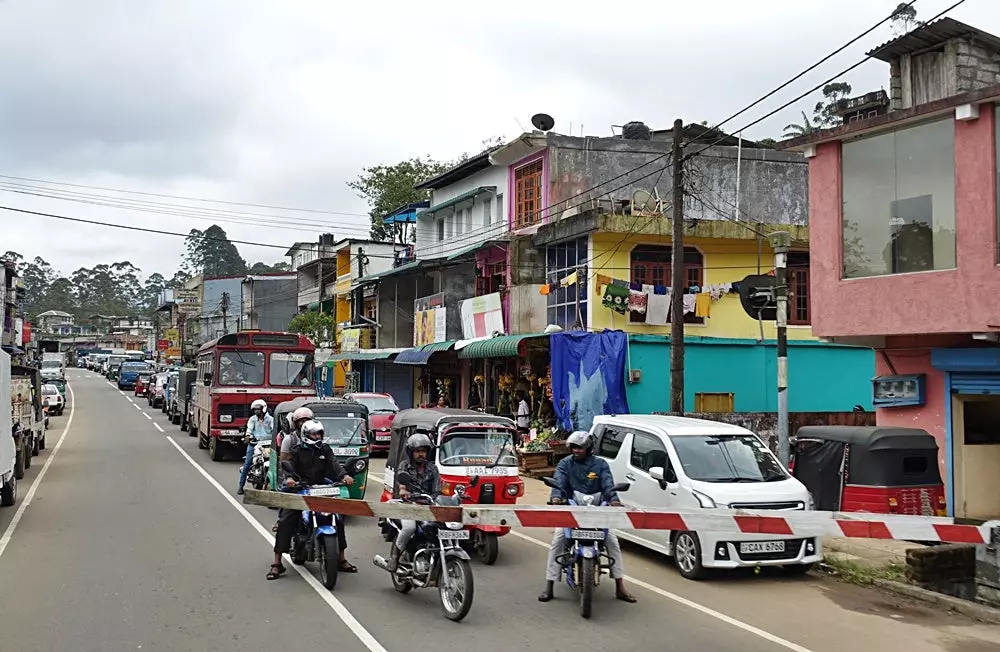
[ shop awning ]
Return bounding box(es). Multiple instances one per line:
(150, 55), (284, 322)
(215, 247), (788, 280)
(457, 333), (548, 359)
(354, 259), (425, 286)
(394, 340), (458, 366)
(325, 350), (398, 362)
(416, 187), (496, 218)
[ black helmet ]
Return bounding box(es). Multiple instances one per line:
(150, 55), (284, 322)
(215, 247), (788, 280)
(405, 433), (433, 460)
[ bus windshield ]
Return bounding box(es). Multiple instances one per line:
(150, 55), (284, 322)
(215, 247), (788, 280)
(269, 352), (314, 387)
(218, 351), (265, 386)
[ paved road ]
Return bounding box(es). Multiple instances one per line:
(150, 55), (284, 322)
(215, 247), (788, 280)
(3, 370), (1000, 652)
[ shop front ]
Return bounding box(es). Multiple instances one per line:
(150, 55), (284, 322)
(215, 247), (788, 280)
(456, 334), (552, 424)
(395, 341), (462, 408)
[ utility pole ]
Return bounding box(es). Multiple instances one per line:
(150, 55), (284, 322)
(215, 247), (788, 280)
(769, 230), (791, 466)
(669, 119), (686, 414)
(221, 291), (230, 334)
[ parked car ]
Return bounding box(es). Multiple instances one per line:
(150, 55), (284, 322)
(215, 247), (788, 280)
(148, 373), (168, 409)
(41, 384), (63, 416)
(169, 368), (196, 427)
(590, 414), (821, 580)
(344, 392), (398, 454)
(162, 371), (179, 414)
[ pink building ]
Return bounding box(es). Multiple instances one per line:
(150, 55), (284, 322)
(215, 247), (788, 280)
(783, 19), (1000, 519)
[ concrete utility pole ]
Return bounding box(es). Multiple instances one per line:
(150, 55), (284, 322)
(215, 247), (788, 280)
(221, 291), (230, 334)
(670, 119), (686, 414)
(770, 230), (791, 466)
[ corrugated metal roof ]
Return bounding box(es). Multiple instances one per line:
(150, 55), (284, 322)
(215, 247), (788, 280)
(456, 333), (548, 359)
(867, 18), (1000, 62)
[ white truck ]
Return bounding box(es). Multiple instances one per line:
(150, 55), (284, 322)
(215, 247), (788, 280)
(0, 350), (18, 506)
(41, 351), (65, 381)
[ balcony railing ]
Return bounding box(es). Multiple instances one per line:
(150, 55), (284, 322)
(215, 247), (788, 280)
(415, 221), (509, 260)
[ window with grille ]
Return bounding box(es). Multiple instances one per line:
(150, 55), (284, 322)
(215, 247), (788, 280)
(514, 159), (544, 229)
(628, 245), (703, 324)
(476, 261), (507, 297)
(544, 237), (588, 330)
(787, 252), (810, 325)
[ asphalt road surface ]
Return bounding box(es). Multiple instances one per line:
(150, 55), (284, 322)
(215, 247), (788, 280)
(3, 370), (1000, 652)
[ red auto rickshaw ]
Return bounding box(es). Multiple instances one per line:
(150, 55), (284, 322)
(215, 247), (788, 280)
(791, 425), (946, 516)
(380, 408), (523, 565)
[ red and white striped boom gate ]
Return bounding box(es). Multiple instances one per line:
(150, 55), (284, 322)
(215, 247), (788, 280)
(242, 490), (1000, 545)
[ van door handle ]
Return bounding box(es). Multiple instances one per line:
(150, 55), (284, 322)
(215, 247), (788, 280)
(625, 474), (636, 481)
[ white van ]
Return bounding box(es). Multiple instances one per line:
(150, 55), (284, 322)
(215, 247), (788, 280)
(591, 414), (821, 579)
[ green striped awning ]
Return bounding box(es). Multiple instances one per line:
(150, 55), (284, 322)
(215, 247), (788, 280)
(325, 351), (397, 362)
(421, 340), (457, 353)
(457, 334), (548, 359)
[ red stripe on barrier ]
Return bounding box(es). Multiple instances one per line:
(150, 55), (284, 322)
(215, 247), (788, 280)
(514, 509), (579, 529)
(302, 496), (376, 518)
(933, 524), (987, 545)
(836, 520), (893, 539)
(734, 515), (794, 536)
(626, 512), (688, 531)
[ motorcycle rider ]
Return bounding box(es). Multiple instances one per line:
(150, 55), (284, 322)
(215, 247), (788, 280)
(385, 433), (440, 572)
(238, 399), (273, 495)
(268, 419), (356, 580)
(271, 406), (316, 533)
(537, 430), (636, 603)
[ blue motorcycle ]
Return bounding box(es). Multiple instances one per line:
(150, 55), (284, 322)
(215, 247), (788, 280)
(541, 477), (630, 619)
(287, 482), (350, 590)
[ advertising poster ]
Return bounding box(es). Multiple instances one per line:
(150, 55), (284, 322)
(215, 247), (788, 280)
(460, 292), (504, 339)
(414, 293), (447, 347)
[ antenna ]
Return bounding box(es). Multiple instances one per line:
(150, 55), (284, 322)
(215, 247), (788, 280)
(531, 113), (555, 132)
(514, 116), (528, 133)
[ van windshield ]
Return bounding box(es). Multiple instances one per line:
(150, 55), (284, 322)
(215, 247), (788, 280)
(670, 434), (788, 483)
(41, 360), (61, 368)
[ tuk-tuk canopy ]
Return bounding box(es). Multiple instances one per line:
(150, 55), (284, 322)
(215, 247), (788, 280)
(272, 397), (369, 447)
(795, 426), (939, 452)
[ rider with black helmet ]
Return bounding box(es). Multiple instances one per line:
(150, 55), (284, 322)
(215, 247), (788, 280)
(386, 432), (440, 572)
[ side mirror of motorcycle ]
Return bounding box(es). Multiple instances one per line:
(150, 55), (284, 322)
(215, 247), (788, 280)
(541, 476), (559, 490)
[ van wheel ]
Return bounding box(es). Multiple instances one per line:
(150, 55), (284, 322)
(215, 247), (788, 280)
(674, 531), (707, 580)
(1, 475), (15, 506)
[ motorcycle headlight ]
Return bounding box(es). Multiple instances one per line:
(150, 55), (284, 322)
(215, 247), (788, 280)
(219, 415), (233, 423)
(446, 522), (463, 530)
(354, 459), (367, 473)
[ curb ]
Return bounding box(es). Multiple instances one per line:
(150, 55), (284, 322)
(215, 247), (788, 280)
(872, 579), (1000, 624)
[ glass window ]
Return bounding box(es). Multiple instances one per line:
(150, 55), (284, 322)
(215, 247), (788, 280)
(41, 360), (61, 368)
(314, 417), (366, 446)
(670, 434), (788, 482)
(841, 118), (956, 278)
(483, 197), (492, 224)
(628, 245), (703, 324)
(218, 351), (265, 386)
(597, 426), (626, 459)
(352, 395), (398, 413)
(496, 194), (504, 224)
(629, 431), (669, 472)
(438, 429), (518, 466)
(544, 236), (589, 330)
(268, 352), (314, 387)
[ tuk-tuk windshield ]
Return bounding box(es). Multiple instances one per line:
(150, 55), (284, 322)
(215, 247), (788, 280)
(671, 434), (788, 483)
(316, 417), (365, 446)
(438, 429), (517, 466)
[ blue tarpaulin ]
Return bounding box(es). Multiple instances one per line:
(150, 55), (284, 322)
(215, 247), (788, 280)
(550, 330), (630, 432)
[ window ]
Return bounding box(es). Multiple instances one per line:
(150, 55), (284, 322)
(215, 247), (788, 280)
(364, 296), (378, 321)
(496, 194), (504, 224)
(268, 352), (314, 387)
(628, 245), (703, 324)
(476, 260), (506, 297)
(670, 434), (788, 482)
(545, 237), (588, 330)
(314, 417), (366, 446)
(694, 392), (734, 412)
(455, 210), (464, 236)
(597, 426), (626, 459)
(465, 207), (473, 233)
(841, 118), (956, 278)
(436, 219), (445, 242)
(219, 351), (265, 386)
(514, 159), (544, 228)
(787, 251), (810, 325)
(483, 197), (493, 224)
(629, 431), (669, 473)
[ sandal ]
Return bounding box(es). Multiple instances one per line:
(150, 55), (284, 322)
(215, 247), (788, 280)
(338, 560), (358, 573)
(266, 564), (286, 580)
(616, 591), (637, 603)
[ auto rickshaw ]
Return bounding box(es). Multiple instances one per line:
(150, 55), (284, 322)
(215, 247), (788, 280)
(48, 377), (67, 403)
(270, 397), (370, 500)
(791, 425), (946, 516)
(380, 408), (522, 565)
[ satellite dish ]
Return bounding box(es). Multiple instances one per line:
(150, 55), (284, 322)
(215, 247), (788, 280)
(531, 113), (555, 132)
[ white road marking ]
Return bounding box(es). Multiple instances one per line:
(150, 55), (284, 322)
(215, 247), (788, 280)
(142, 412), (152, 421)
(127, 397), (134, 404)
(0, 382), (76, 560)
(165, 436), (387, 652)
(153, 423), (164, 432)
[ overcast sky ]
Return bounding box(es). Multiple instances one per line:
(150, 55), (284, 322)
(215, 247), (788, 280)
(0, 0), (989, 280)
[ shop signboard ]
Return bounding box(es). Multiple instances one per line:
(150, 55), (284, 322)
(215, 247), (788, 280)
(164, 329), (180, 346)
(156, 339), (170, 351)
(341, 328), (361, 353)
(165, 347), (181, 358)
(174, 289), (202, 315)
(460, 292), (504, 339)
(414, 292), (446, 347)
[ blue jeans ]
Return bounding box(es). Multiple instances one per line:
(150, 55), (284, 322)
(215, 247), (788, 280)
(238, 443), (255, 490)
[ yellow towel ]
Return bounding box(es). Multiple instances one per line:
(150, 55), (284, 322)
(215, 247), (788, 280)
(695, 292), (711, 317)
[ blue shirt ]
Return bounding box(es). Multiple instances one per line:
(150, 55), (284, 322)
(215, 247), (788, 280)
(549, 454), (619, 503)
(245, 413), (274, 443)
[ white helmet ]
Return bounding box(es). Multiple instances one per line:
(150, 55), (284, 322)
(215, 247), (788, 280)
(566, 430), (593, 453)
(300, 419), (325, 447)
(291, 406), (314, 424)
(250, 399), (267, 413)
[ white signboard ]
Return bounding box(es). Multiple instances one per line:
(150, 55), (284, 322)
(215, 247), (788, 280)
(460, 293), (504, 339)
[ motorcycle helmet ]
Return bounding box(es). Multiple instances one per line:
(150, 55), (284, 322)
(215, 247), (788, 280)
(291, 406), (314, 428)
(405, 432), (433, 460)
(299, 419), (325, 448)
(250, 399), (267, 413)
(566, 430), (593, 454)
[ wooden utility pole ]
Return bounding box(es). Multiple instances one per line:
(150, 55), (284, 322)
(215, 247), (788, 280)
(221, 291), (230, 334)
(669, 119), (686, 414)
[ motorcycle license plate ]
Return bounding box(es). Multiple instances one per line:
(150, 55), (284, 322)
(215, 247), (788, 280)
(308, 487), (343, 497)
(570, 529), (605, 541)
(333, 447), (360, 456)
(437, 529), (470, 540)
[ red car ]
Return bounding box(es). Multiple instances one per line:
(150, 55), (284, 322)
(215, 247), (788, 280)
(134, 373), (152, 397)
(345, 392), (398, 454)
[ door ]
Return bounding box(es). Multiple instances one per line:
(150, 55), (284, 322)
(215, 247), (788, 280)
(623, 429), (674, 548)
(953, 395), (1000, 519)
(376, 362), (413, 410)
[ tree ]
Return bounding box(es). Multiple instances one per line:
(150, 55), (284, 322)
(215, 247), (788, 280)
(812, 82), (853, 128)
(184, 225), (247, 278)
(756, 138), (778, 149)
(20, 256), (56, 318)
(891, 2), (921, 36)
(288, 311), (335, 346)
(783, 112), (817, 139)
(348, 157), (451, 242)
(248, 261), (290, 274)
(141, 272), (167, 311)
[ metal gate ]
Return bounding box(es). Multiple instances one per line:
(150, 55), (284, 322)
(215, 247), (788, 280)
(375, 361), (414, 409)
(951, 373), (1000, 396)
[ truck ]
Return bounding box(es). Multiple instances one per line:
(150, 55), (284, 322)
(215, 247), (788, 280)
(12, 365), (44, 470)
(0, 350), (17, 506)
(41, 351), (65, 381)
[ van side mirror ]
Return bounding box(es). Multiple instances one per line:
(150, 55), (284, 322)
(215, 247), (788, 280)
(649, 466), (677, 490)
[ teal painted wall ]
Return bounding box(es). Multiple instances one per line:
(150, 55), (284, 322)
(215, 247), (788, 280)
(625, 335), (874, 414)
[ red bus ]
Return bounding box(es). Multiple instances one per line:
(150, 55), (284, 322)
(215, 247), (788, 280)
(193, 331), (316, 461)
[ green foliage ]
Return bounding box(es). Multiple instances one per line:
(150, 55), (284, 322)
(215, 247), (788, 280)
(348, 157), (451, 242)
(822, 555), (906, 586)
(812, 82), (853, 128)
(184, 225), (247, 277)
(891, 2), (921, 36)
(783, 111), (817, 139)
(287, 311), (335, 346)
(755, 138), (778, 149)
(248, 261), (291, 274)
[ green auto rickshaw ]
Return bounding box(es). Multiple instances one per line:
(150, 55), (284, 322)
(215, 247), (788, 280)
(270, 397), (371, 500)
(49, 377), (68, 402)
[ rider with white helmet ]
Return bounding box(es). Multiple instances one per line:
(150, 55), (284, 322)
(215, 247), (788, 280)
(385, 432), (441, 572)
(237, 399), (274, 495)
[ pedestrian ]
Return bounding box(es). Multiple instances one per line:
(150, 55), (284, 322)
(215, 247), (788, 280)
(516, 390), (530, 447)
(238, 399), (273, 495)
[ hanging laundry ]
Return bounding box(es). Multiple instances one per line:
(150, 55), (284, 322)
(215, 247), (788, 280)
(645, 289), (670, 325)
(683, 294), (697, 315)
(708, 283), (732, 301)
(695, 292), (711, 317)
(628, 281), (642, 292)
(628, 290), (648, 315)
(560, 271), (578, 287)
(595, 274), (611, 295)
(653, 284), (668, 295)
(602, 284), (630, 314)
(611, 278), (629, 288)
(539, 284), (551, 296)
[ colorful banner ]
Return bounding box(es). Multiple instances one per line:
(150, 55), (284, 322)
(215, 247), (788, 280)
(459, 292), (503, 339)
(550, 331), (630, 432)
(414, 293), (447, 347)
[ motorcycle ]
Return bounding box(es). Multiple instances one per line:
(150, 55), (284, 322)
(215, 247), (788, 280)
(287, 481), (349, 590)
(373, 472), (477, 622)
(247, 439), (271, 490)
(541, 475), (631, 619)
